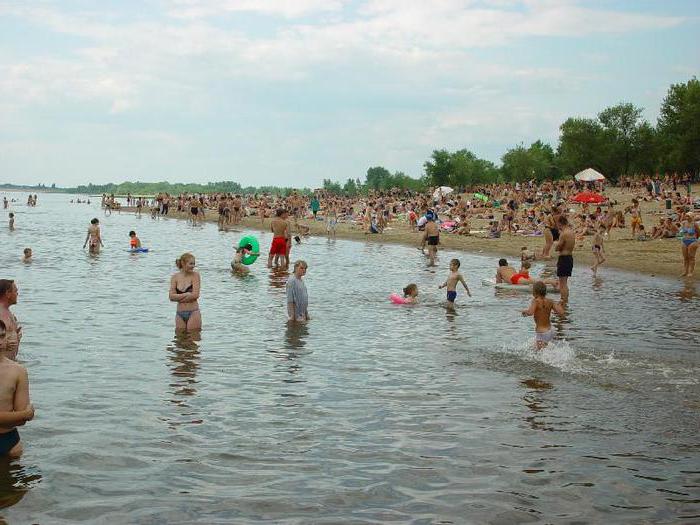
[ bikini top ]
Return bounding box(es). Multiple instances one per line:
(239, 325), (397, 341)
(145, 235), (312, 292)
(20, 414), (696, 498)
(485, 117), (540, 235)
(176, 283), (193, 294)
(681, 225), (696, 236)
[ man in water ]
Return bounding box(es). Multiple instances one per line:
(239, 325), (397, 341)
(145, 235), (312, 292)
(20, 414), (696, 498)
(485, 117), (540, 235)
(268, 208), (289, 269)
(286, 260), (310, 322)
(555, 215), (575, 303)
(495, 258), (516, 283)
(0, 280), (22, 360)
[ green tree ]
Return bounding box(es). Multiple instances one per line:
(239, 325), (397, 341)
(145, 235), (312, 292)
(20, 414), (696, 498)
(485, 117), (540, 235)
(342, 178), (359, 195)
(502, 141), (557, 182)
(556, 117), (609, 178)
(423, 149), (452, 187)
(365, 166), (392, 190)
(598, 102), (651, 177)
(657, 77), (700, 174)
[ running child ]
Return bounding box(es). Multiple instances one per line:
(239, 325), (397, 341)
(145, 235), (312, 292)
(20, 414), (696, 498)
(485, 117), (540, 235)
(438, 259), (471, 310)
(521, 281), (565, 350)
(591, 225), (606, 275)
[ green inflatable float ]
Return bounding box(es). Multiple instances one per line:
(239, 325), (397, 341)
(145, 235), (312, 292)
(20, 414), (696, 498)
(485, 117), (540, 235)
(238, 235), (260, 265)
(473, 193), (489, 202)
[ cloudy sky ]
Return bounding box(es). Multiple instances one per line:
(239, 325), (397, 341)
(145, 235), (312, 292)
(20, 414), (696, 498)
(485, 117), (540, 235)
(1, 0), (697, 188)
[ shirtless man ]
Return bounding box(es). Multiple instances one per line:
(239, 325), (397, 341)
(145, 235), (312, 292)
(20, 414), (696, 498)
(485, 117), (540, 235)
(423, 213), (440, 266)
(0, 319), (34, 458)
(83, 218), (104, 253)
(268, 209), (289, 269)
(555, 215), (575, 303)
(495, 258), (517, 283)
(0, 280), (22, 361)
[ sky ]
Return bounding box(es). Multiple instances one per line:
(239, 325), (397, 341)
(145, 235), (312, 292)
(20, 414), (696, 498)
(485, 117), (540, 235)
(0, 0), (698, 188)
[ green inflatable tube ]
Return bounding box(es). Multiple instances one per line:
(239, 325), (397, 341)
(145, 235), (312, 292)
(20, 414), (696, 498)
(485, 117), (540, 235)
(238, 235), (260, 265)
(473, 193), (488, 202)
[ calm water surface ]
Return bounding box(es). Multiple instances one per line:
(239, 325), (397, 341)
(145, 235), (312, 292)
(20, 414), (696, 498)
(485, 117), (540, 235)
(1, 193), (699, 524)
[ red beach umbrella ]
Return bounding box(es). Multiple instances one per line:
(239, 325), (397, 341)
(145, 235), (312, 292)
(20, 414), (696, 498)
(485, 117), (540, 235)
(571, 191), (606, 204)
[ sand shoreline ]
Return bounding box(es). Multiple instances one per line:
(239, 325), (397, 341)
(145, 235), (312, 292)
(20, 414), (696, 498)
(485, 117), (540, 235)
(121, 203), (697, 281)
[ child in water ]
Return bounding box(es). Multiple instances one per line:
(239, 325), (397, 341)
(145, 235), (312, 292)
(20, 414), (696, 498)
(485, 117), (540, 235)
(128, 230), (141, 250)
(0, 320), (34, 458)
(231, 243), (259, 275)
(591, 225), (606, 275)
(21, 248), (32, 263)
(522, 281), (565, 350)
(8, 213), (14, 231)
(438, 258), (471, 310)
(402, 283), (419, 304)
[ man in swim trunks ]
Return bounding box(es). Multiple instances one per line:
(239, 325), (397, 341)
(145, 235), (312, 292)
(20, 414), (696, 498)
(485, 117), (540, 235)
(495, 258), (516, 283)
(268, 208), (289, 269)
(0, 280), (22, 360)
(555, 215), (575, 304)
(423, 213), (440, 266)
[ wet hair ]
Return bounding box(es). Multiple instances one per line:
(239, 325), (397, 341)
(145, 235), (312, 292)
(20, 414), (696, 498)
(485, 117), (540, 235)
(498, 258), (508, 266)
(175, 252), (195, 270)
(403, 283), (418, 297)
(9, 213), (14, 218)
(23, 248), (31, 256)
(91, 218), (99, 225)
(450, 258), (460, 268)
(522, 261), (531, 270)
(293, 260), (308, 270)
(129, 230), (136, 237)
(533, 281), (546, 297)
(0, 280), (14, 297)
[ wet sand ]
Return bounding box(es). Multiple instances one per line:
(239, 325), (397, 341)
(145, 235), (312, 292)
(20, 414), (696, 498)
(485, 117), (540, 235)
(124, 185), (698, 280)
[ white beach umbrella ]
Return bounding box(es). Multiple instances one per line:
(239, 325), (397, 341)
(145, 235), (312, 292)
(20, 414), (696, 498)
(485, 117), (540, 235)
(433, 186), (454, 198)
(574, 168), (606, 182)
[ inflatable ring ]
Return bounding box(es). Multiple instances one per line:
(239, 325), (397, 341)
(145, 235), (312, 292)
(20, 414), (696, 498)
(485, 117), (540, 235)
(238, 235), (260, 265)
(473, 193), (488, 202)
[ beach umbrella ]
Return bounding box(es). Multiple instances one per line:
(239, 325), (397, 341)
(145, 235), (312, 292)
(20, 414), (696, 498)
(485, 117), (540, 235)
(574, 168), (605, 182)
(571, 191), (606, 204)
(433, 186), (454, 198)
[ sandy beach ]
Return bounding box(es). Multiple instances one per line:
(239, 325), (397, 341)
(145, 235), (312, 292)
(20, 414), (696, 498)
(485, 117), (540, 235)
(124, 185), (698, 280)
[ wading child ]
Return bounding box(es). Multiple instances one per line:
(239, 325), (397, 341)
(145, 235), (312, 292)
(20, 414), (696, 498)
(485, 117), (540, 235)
(591, 225), (606, 275)
(0, 320), (34, 458)
(8, 213), (14, 231)
(438, 259), (471, 310)
(231, 243), (259, 275)
(21, 248), (32, 263)
(521, 282), (565, 350)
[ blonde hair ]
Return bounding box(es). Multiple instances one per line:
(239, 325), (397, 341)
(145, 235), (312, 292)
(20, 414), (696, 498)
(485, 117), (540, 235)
(175, 252), (195, 270)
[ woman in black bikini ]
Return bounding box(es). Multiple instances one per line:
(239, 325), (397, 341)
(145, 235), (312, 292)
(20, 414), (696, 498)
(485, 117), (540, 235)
(169, 253), (201, 332)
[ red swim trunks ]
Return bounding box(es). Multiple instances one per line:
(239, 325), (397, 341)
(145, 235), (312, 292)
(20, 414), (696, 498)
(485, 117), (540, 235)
(510, 273), (528, 285)
(269, 236), (287, 256)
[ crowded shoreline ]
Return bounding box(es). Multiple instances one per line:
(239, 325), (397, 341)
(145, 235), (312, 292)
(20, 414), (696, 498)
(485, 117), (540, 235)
(113, 180), (699, 280)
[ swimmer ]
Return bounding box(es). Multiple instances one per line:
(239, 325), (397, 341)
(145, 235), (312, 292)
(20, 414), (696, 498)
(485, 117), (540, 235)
(231, 243), (260, 275)
(169, 253), (201, 332)
(128, 230), (141, 250)
(0, 320), (34, 458)
(521, 281), (565, 350)
(83, 218), (104, 253)
(495, 258), (516, 283)
(402, 283), (419, 304)
(438, 259), (471, 310)
(21, 248), (32, 263)
(8, 213), (14, 231)
(591, 225), (606, 276)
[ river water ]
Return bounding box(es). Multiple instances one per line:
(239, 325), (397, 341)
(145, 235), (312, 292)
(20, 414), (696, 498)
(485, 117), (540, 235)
(1, 193), (699, 524)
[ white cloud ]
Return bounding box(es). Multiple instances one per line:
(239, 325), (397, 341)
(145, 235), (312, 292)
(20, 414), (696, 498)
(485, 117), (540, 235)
(166, 0), (346, 19)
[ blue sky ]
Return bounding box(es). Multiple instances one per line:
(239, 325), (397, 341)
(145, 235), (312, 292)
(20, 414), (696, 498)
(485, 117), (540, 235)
(1, 0), (698, 188)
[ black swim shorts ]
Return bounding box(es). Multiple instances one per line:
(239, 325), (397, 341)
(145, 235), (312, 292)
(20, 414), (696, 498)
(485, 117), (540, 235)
(557, 254), (573, 277)
(427, 235), (440, 246)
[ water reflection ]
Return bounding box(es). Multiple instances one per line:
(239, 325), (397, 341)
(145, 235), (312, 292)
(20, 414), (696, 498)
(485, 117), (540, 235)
(521, 378), (555, 432)
(284, 322), (309, 351)
(0, 459), (41, 510)
(166, 334), (201, 407)
(591, 276), (604, 291)
(677, 281), (698, 302)
(268, 268), (289, 291)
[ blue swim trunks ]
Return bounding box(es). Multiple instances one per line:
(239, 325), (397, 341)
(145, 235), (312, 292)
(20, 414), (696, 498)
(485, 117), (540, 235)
(447, 291), (457, 302)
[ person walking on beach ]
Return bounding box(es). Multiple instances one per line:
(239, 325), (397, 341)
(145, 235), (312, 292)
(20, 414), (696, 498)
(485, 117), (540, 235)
(169, 253), (202, 333)
(422, 213), (440, 266)
(555, 215), (575, 304)
(0, 280), (22, 361)
(268, 209), (289, 269)
(286, 260), (310, 322)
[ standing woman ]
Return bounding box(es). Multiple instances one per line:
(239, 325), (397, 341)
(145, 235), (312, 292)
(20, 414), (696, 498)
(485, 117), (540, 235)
(680, 214), (699, 277)
(83, 218), (104, 254)
(169, 253), (202, 332)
